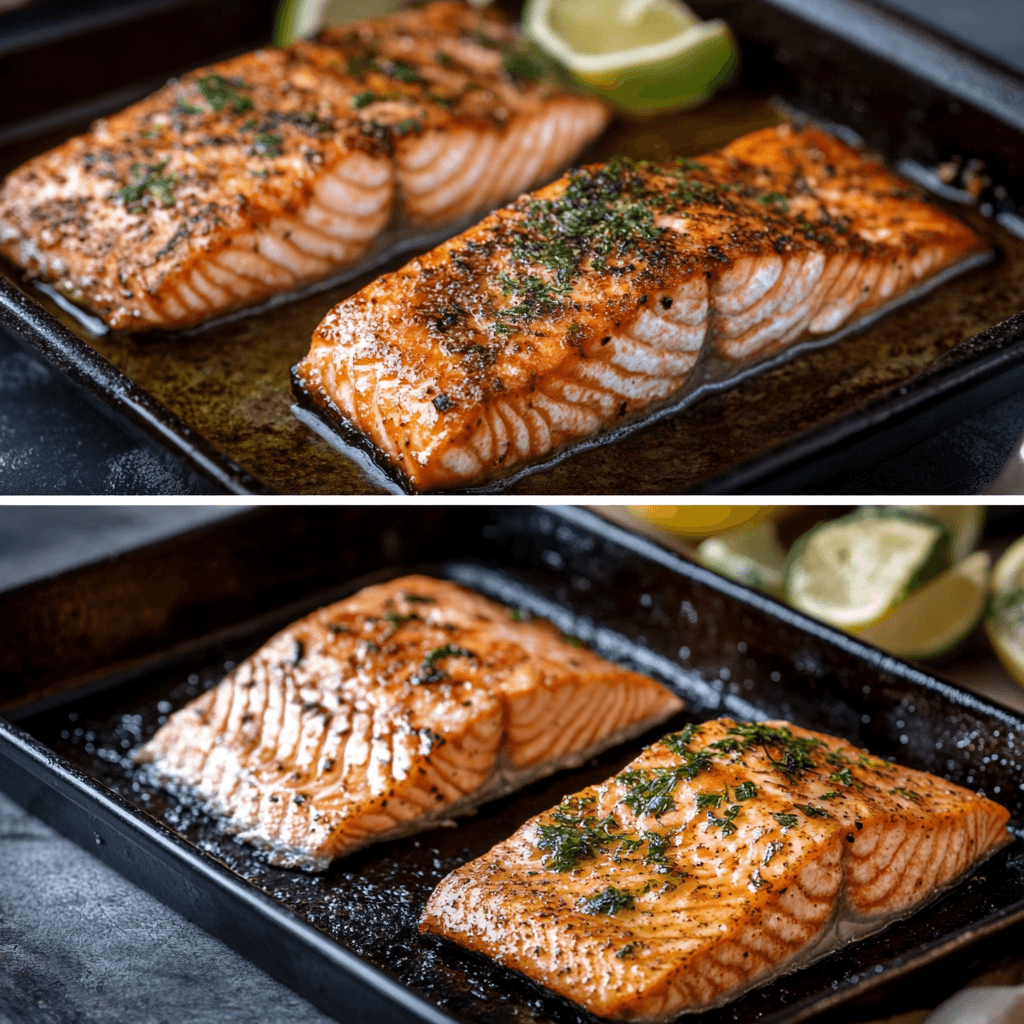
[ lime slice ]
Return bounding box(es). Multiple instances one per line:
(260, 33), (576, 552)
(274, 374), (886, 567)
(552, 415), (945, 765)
(900, 505), (984, 562)
(851, 551), (989, 659)
(697, 522), (786, 596)
(985, 535), (1024, 688)
(627, 505), (780, 539)
(785, 509), (952, 629)
(273, 0), (407, 46)
(523, 0), (738, 115)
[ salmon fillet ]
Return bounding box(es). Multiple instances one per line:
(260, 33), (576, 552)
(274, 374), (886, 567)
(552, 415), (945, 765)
(0, 2), (608, 332)
(134, 576), (683, 870)
(420, 717), (1011, 1020)
(293, 124), (984, 491)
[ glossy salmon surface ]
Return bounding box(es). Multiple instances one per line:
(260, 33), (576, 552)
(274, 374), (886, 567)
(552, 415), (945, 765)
(420, 718), (1011, 1020)
(294, 124), (983, 491)
(0, 2), (608, 332)
(134, 576), (683, 870)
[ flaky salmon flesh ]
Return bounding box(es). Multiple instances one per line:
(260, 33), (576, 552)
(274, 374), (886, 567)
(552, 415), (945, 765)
(420, 718), (1011, 1020)
(294, 124), (983, 491)
(0, 2), (608, 332)
(134, 576), (683, 871)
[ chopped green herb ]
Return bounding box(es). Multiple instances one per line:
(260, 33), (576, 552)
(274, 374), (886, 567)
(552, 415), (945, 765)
(707, 804), (741, 836)
(719, 723), (825, 779)
(196, 73), (252, 113)
(772, 812), (799, 829)
(696, 792), (722, 810)
(392, 117), (423, 136)
(763, 840), (783, 866)
(403, 592), (435, 604)
(734, 781), (758, 801)
(758, 191), (789, 211)
(577, 886), (635, 916)
(642, 830), (670, 867)
(559, 634), (584, 648)
(384, 611), (421, 630)
(510, 608), (531, 623)
(794, 803), (829, 818)
(174, 98), (202, 115)
(112, 161), (176, 210)
(617, 942), (638, 959)
(618, 761), (707, 819)
(829, 768), (854, 787)
(825, 751), (851, 766)
(346, 52), (377, 77)
(674, 157), (709, 171)
(821, 790), (843, 800)
(889, 787), (923, 803)
(435, 50), (456, 67)
(536, 806), (618, 872)
(352, 91), (379, 109)
(386, 60), (423, 83)
(252, 132), (283, 158)
(749, 869), (765, 889)
(417, 644), (473, 682)
(660, 723), (701, 756)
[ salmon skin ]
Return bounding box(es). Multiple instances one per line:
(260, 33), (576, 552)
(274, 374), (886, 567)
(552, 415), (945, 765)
(0, 2), (608, 333)
(294, 124), (984, 492)
(134, 576), (684, 871)
(420, 717), (1011, 1020)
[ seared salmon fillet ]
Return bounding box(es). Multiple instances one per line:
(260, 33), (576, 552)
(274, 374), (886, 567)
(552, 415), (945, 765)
(420, 718), (1011, 1020)
(0, 2), (608, 332)
(134, 576), (683, 870)
(294, 124), (983, 491)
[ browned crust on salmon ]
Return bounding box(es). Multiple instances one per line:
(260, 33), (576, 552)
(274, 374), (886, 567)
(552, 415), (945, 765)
(294, 124), (983, 491)
(134, 576), (683, 870)
(419, 718), (1011, 1020)
(0, 2), (608, 332)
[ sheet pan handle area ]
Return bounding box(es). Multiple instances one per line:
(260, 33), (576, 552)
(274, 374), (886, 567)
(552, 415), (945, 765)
(0, 275), (267, 494)
(0, 717), (459, 1024)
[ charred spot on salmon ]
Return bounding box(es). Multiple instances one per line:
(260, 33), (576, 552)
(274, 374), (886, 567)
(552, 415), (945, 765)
(660, 295), (673, 309)
(196, 74), (252, 113)
(578, 886), (635, 916)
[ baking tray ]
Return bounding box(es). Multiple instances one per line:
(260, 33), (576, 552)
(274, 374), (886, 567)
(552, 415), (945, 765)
(3, 1), (1024, 494)
(3, 505), (1024, 1024)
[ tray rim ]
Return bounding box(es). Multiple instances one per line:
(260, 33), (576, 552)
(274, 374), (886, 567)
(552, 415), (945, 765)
(4, 505), (1024, 1024)
(3, 0), (1024, 494)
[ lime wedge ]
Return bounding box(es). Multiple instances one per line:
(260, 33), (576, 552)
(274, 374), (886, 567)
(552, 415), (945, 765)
(697, 522), (786, 597)
(785, 509), (952, 629)
(273, 0), (406, 46)
(900, 505), (984, 562)
(851, 551), (989, 659)
(985, 535), (1024, 688)
(523, 0), (738, 115)
(627, 505), (780, 539)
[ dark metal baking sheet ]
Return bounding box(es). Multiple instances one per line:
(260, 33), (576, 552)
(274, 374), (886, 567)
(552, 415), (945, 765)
(2, 506), (1024, 1024)
(3, 0), (1024, 493)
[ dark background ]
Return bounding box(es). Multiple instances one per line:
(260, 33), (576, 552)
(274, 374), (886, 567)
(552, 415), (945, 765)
(0, 0), (1022, 494)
